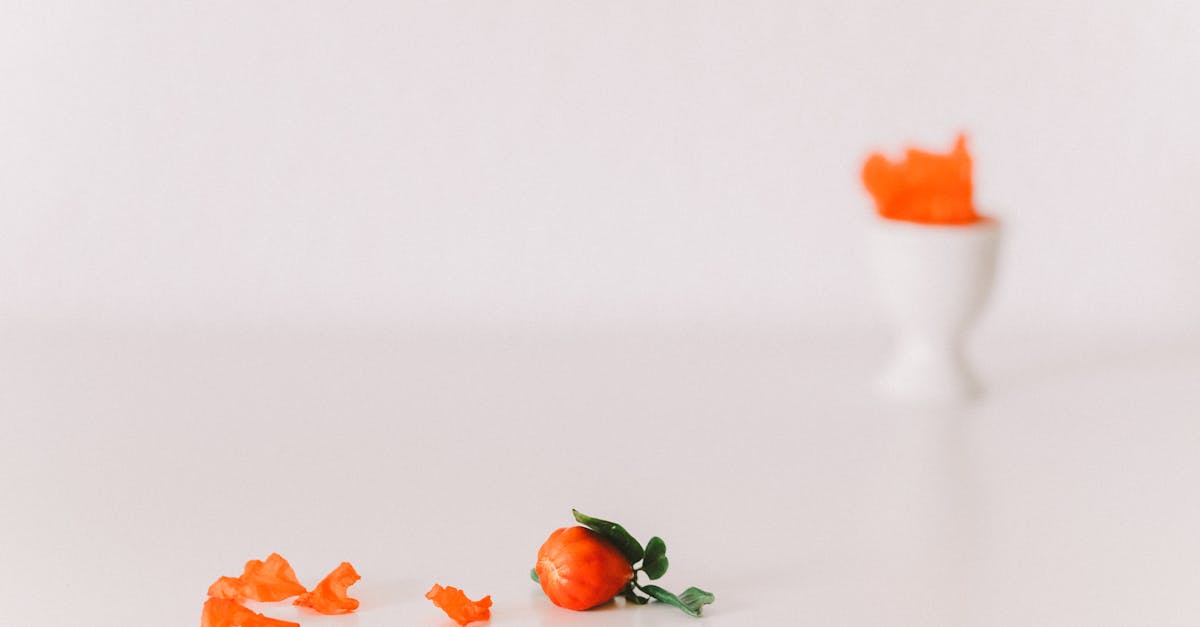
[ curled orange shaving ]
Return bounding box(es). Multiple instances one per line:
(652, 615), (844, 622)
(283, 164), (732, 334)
(201, 598), (298, 627)
(207, 553), (307, 602)
(207, 576), (246, 601)
(862, 134), (979, 225)
(426, 583), (493, 626)
(293, 562), (361, 614)
(240, 553), (307, 601)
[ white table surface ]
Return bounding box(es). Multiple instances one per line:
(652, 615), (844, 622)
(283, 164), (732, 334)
(2, 323), (1198, 626)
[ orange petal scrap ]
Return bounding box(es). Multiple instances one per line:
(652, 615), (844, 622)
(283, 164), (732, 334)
(862, 134), (980, 225)
(294, 562), (361, 615)
(201, 598), (299, 627)
(207, 553), (307, 602)
(207, 576), (247, 601)
(426, 583), (493, 626)
(240, 553), (308, 601)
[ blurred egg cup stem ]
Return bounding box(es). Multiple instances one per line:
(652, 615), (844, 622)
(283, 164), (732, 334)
(869, 217), (1000, 404)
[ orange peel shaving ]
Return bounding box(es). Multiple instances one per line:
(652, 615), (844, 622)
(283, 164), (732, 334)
(207, 576), (246, 601)
(207, 553), (307, 602)
(862, 134), (980, 225)
(426, 583), (493, 626)
(293, 561), (361, 614)
(201, 598), (299, 627)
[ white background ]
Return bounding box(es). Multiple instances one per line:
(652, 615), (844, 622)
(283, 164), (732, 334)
(2, 0), (1198, 332)
(2, 3), (1200, 627)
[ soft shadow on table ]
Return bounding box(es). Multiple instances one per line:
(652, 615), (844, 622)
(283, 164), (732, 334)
(294, 612), (360, 627)
(521, 591), (651, 627)
(533, 601), (717, 627)
(790, 403), (984, 624)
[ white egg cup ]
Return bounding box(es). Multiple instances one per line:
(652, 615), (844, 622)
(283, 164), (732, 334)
(868, 216), (1000, 404)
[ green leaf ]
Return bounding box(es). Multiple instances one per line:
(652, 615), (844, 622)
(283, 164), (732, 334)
(572, 509), (645, 565)
(641, 585), (715, 617)
(529, 568), (540, 584)
(622, 584), (650, 605)
(641, 536), (669, 580)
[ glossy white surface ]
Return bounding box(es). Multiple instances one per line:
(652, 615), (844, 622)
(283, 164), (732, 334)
(2, 324), (1198, 626)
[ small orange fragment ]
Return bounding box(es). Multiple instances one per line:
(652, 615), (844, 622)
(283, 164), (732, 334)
(426, 583), (493, 626)
(207, 553), (307, 602)
(293, 562), (361, 614)
(862, 134), (980, 225)
(201, 598), (299, 627)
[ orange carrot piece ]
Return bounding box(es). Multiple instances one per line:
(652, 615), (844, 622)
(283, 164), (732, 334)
(201, 598), (299, 627)
(293, 562), (361, 614)
(207, 553), (306, 603)
(862, 134), (979, 225)
(426, 583), (493, 626)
